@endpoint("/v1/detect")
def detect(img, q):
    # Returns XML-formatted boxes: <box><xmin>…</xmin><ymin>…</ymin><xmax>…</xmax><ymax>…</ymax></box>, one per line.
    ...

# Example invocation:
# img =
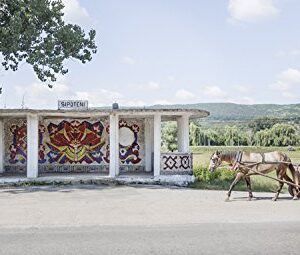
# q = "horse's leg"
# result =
<box><xmin>282</xmin><ymin>173</ymin><xmax>299</xmax><ymax>200</ymax></box>
<box><xmin>283</xmin><ymin>170</ymin><xmax>299</xmax><ymax>200</ymax></box>
<box><xmin>272</xmin><ymin>168</ymin><xmax>284</xmax><ymax>201</ymax></box>
<box><xmin>245</xmin><ymin>176</ymin><xmax>253</xmax><ymax>201</ymax></box>
<box><xmin>225</xmin><ymin>172</ymin><xmax>244</xmax><ymax>202</ymax></box>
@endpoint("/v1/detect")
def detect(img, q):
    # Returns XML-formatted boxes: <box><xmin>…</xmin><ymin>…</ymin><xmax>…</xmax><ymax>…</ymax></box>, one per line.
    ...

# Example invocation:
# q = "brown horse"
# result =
<box><xmin>208</xmin><ymin>151</ymin><xmax>300</xmax><ymax>201</ymax></box>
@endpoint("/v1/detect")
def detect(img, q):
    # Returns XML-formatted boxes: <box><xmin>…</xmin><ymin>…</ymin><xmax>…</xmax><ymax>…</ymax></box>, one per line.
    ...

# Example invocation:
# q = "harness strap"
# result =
<box><xmin>260</xmin><ymin>153</ymin><xmax>265</xmax><ymax>164</ymax></box>
<box><xmin>232</xmin><ymin>151</ymin><xmax>243</xmax><ymax>171</ymax></box>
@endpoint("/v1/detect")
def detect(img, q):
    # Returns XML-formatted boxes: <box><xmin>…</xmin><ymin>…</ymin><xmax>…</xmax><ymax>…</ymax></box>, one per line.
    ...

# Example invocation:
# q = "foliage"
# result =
<box><xmin>0</xmin><ymin>0</ymin><xmax>97</xmax><ymax>84</ymax></box>
<box><xmin>193</xmin><ymin>165</ymin><xmax>235</xmax><ymax>183</ymax></box>
<box><xmin>191</xmin><ymin>164</ymin><xmax>282</xmax><ymax>192</ymax></box>
<box><xmin>161</xmin><ymin>121</ymin><xmax>177</xmax><ymax>152</ymax></box>
<box><xmin>248</xmin><ymin>117</ymin><xmax>281</xmax><ymax>132</ymax></box>
<box><xmin>187</xmin><ymin>119</ymin><xmax>300</xmax><ymax>147</ymax></box>
<box><xmin>254</xmin><ymin>123</ymin><xmax>300</xmax><ymax>146</ymax></box>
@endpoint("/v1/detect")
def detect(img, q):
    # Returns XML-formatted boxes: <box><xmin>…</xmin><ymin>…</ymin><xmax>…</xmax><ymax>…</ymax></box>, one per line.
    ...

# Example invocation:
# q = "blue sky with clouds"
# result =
<box><xmin>1</xmin><ymin>0</ymin><xmax>300</xmax><ymax>109</ymax></box>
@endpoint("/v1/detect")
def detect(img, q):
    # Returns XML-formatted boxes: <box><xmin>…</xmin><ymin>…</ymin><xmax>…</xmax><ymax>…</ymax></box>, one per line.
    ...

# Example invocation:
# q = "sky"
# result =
<box><xmin>1</xmin><ymin>0</ymin><xmax>300</xmax><ymax>109</ymax></box>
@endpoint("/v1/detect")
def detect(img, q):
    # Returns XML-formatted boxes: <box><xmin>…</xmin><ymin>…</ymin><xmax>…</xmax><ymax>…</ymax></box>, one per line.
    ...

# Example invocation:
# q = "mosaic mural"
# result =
<box><xmin>118</xmin><ymin>120</ymin><xmax>142</xmax><ymax>164</ymax></box>
<box><xmin>8</xmin><ymin>122</ymin><xmax>27</xmax><ymax>164</ymax></box>
<box><xmin>5</xmin><ymin>118</ymin><xmax>144</xmax><ymax>168</ymax></box>
<box><xmin>39</xmin><ymin>124</ymin><xmax>46</xmax><ymax>163</ymax></box>
<box><xmin>46</xmin><ymin>120</ymin><xmax>106</xmax><ymax>164</ymax></box>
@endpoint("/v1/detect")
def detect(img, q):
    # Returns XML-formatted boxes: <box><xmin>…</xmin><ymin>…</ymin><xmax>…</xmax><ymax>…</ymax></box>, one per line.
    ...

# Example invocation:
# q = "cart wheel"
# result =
<box><xmin>288</xmin><ymin>185</ymin><xmax>300</xmax><ymax>198</ymax></box>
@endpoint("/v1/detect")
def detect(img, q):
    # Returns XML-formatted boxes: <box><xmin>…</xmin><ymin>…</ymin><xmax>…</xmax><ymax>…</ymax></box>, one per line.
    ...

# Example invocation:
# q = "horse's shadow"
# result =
<box><xmin>231</xmin><ymin>195</ymin><xmax>293</xmax><ymax>201</ymax></box>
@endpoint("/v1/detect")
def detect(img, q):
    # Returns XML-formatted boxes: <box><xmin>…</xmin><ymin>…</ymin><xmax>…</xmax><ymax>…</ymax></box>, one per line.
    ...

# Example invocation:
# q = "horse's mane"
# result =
<box><xmin>220</xmin><ymin>151</ymin><xmax>239</xmax><ymax>161</ymax></box>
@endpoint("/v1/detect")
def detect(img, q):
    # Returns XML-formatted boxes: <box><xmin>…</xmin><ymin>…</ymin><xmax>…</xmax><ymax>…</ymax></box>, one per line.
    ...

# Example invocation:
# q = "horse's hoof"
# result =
<box><xmin>272</xmin><ymin>197</ymin><xmax>277</xmax><ymax>202</ymax></box>
<box><xmin>224</xmin><ymin>197</ymin><xmax>230</xmax><ymax>202</ymax></box>
<box><xmin>293</xmin><ymin>196</ymin><xmax>298</xmax><ymax>201</ymax></box>
<box><xmin>248</xmin><ymin>197</ymin><xmax>252</xmax><ymax>201</ymax></box>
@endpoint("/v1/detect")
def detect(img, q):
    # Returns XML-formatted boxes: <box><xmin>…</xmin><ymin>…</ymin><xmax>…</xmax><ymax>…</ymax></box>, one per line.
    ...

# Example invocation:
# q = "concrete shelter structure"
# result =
<box><xmin>0</xmin><ymin>107</ymin><xmax>209</xmax><ymax>181</ymax></box>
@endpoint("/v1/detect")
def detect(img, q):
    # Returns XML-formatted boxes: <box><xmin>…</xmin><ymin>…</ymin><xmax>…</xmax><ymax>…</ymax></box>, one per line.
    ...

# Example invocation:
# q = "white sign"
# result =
<box><xmin>58</xmin><ymin>100</ymin><xmax>88</xmax><ymax>110</ymax></box>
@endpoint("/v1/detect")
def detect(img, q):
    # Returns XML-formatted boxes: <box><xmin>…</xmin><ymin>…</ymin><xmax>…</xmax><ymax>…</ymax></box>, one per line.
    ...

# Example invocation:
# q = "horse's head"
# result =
<box><xmin>208</xmin><ymin>150</ymin><xmax>222</xmax><ymax>172</ymax></box>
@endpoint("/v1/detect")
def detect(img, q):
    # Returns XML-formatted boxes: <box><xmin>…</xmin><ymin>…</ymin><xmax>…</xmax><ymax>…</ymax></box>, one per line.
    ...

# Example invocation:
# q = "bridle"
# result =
<box><xmin>209</xmin><ymin>152</ymin><xmax>222</xmax><ymax>170</ymax></box>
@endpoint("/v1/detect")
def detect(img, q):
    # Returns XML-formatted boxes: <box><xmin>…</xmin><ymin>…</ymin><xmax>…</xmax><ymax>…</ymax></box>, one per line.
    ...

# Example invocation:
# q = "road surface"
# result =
<box><xmin>0</xmin><ymin>185</ymin><xmax>299</xmax><ymax>254</ymax></box>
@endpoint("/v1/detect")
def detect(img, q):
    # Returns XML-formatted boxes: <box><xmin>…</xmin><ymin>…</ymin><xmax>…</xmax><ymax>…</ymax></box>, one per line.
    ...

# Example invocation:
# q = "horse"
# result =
<box><xmin>208</xmin><ymin>150</ymin><xmax>300</xmax><ymax>201</ymax></box>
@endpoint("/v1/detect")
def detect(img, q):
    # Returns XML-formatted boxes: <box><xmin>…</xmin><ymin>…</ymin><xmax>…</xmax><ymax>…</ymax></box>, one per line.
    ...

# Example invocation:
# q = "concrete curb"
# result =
<box><xmin>0</xmin><ymin>175</ymin><xmax>195</xmax><ymax>188</ymax></box>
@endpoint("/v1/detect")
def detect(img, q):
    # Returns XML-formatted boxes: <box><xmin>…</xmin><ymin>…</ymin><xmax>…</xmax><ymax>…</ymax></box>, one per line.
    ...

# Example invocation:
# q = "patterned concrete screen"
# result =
<box><xmin>160</xmin><ymin>153</ymin><xmax>193</xmax><ymax>175</ymax></box>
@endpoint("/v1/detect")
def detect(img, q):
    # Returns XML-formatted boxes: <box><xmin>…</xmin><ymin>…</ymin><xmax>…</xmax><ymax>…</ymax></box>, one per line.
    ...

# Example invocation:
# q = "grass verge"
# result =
<box><xmin>189</xmin><ymin>165</ymin><xmax>287</xmax><ymax>193</ymax></box>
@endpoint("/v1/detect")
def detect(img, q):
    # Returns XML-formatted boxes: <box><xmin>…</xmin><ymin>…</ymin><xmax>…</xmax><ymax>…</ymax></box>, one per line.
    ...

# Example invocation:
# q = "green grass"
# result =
<box><xmin>190</xmin><ymin>146</ymin><xmax>300</xmax><ymax>193</ymax></box>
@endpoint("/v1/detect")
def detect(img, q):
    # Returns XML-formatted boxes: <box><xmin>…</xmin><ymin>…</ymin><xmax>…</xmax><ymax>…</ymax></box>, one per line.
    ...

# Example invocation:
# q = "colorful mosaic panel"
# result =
<box><xmin>46</xmin><ymin>120</ymin><xmax>106</xmax><ymax>164</ymax></box>
<box><xmin>101</xmin><ymin>119</ymin><xmax>143</xmax><ymax>165</ymax></box>
<box><xmin>118</xmin><ymin>120</ymin><xmax>142</xmax><ymax>164</ymax></box>
<box><xmin>6</xmin><ymin>118</ymin><xmax>144</xmax><ymax>167</ymax></box>
<box><xmin>8</xmin><ymin>122</ymin><xmax>27</xmax><ymax>164</ymax></box>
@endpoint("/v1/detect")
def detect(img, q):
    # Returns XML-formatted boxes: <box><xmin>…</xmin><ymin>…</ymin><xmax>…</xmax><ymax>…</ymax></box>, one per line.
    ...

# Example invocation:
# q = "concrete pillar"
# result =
<box><xmin>0</xmin><ymin>119</ymin><xmax>4</xmax><ymax>173</ymax></box>
<box><xmin>144</xmin><ymin>118</ymin><xmax>154</xmax><ymax>172</ymax></box>
<box><xmin>177</xmin><ymin>115</ymin><xmax>190</xmax><ymax>152</ymax></box>
<box><xmin>153</xmin><ymin>114</ymin><xmax>161</xmax><ymax>177</ymax></box>
<box><xmin>27</xmin><ymin>114</ymin><xmax>39</xmax><ymax>178</ymax></box>
<box><xmin>109</xmin><ymin>113</ymin><xmax>119</xmax><ymax>177</ymax></box>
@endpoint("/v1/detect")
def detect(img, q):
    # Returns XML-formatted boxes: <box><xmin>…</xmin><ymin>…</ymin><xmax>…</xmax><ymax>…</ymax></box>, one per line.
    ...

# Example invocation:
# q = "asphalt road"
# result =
<box><xmin>0</xmin><ymin>185</ymin><xmax>300</xmax><ymax>255</ymax></box>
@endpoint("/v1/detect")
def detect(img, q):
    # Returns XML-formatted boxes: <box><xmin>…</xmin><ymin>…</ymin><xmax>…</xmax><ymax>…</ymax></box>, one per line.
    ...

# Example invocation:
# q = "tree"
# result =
<box><xmin>271</xmin><ymin>123</ymin><xmax>300</xmax><ymax>146</ymax></box>
<box><xmin>161</xmin><ymin>122</ymin><xmax>178</xmax><ymax>152</ymax></box>
<box><xmin>248</xmin><ymin>117</ymin><xmax>280</xmax><ymax>133</ymax></box>
<box><xmin>224</xmin><ymin>125</ymin><xmax>239</xmax><ymax>146</ymax></box>
<box><xmin>190</xmin><ymin>122</ymin><xmax>201</xmax><ymax>146</ymax></box>
<box><xmin>254</xmin><ymin>123</ymin><xmax>300</xmax><ymax>146</ymax></box>
<box><xmin>0</xmin><ymin>0</ymin><xmax>97</xmax><ymax>85</ymax></box>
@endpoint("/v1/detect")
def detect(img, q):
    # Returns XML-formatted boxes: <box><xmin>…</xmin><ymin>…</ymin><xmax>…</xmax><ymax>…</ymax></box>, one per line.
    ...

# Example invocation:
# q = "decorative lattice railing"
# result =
<box><xmin>160</xmin><ymin>153</ymin><xmax>193</xmax><ymax>175</ymax></box>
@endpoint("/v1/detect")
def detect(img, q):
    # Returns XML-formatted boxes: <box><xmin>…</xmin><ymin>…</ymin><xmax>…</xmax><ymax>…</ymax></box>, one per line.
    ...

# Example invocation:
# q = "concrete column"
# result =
<box><xmin>177</xmin><ymin>115</ymin><xmax>190</xmax><ymax>152</ymax></box>
<box><xmin>109</xmin><ymin>113</ymin><xmax>119</xmax><ymax>177</ymax></box>
<box><xmin>27</xmin><ymin>114</ymin><xmax>39</xmax><ymax>178</ymax></box>
<box><xmin>0</xmin><ymin>119</ymin><xmax>4</xmax><ymax>173</ymax></box>
<box><xmin>153</xmin><ymin>114</ymin><xmax>161</xmax><ymax>177</ymax></box>
<box><xmin>144</xmin><ymin>118</ymin><xmax>154</xmax><ymax>172</ymax></box>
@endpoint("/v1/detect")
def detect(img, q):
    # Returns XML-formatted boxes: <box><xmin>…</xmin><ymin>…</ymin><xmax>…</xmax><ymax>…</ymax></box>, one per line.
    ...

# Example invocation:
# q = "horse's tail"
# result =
<box><xmin>288</xmin><ymin>163</ymin><xmax>300</xmax><ymax>187</ymax></box>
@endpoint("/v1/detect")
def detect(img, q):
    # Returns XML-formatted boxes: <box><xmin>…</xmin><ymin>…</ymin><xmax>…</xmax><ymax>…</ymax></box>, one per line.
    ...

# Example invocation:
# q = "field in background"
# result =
<box><xmin>191</xmin><ymin>146</ymin><xmax>300</xmax><ymax>166</ymax></box>
<box><xmin>190</xmin><ymin>146</ymin><xmax>300</xmax><ymax>193</ymax></box>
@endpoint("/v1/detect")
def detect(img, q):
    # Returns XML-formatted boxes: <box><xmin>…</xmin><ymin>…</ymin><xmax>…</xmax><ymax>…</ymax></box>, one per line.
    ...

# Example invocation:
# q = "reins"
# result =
<box><xmin>219</xmin><ymin>161</ymin><xmax>300</xmax><ymax>190</ymax></box>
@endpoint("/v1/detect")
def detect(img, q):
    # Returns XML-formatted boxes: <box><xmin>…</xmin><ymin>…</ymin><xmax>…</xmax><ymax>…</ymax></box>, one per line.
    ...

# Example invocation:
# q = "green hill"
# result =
<box><xmin>151</xmin><ymin>103</ymin><xmax>300</xmax><ymax>122</ymax></box>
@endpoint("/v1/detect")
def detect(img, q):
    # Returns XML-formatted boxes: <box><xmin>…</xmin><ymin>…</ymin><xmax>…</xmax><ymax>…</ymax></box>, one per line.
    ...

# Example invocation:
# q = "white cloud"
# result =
<box><xmin>15</xmin><ymin>82</ymin><xmax>77</xmax><ymax>109</ymax></box>
<box><xmin>14</xmin><ymin>81</ymin><xmax>124</xmax><ymax>109</ymax></box>
<box><xmin>75</xmin><ymin>89</ymin><xmax>123</xmax><ymax>107</ymax></box>
<box><xmin>202</xmin><ymin>86</ymin><xmax>227</xmax><ymax>99</ymax></box>
<box><xmin>228</xmin><ymin>0</ymin><xmax>279</xmax><ymax>23</ymax></box>
<box><xmin>270</xmin><ymin>68</ymin><xmax>300</xmax><ymax>91</ymax></box>
<box><xmin>278</xmin><ymin>68</ymin><xmax>300</xmax><ymax>84</ymax></box>
<box><xmin>175</xmin><ymin>89</ymin><xmax>196</xmax><ymax>101</ymax></box>
<box><xmin>269</xmin><ymin>69</ymin><xmax>300</xmax><ymax>101</ymax></box>
<box><xmin>121</xmin><ymin>56</ymin><xmax>136</xmax><ymax>65</ymax></box>
<box><xmin>62</xmin><ymin>0</ymin><xmax>90</xmax><ymax>24</ymax></box>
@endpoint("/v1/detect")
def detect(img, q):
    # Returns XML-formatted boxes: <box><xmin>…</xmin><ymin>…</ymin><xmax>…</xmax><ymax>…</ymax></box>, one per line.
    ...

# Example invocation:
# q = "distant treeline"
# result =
<box><xmin>161</xmin><ymin>117</ymin><xmax>300</xmax><ymax>151</ymax></box>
